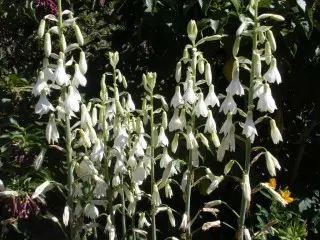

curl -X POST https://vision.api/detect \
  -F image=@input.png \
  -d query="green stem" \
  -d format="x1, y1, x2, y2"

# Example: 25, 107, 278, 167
121, 175, 127, 240
57, 0, 75, 239
150, 88, 157, 240
132, 215, 136, 240
237, 3, 259, 240
184, 48, 197, 240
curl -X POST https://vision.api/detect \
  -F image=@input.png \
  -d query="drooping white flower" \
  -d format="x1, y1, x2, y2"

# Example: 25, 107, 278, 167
112, 175, 120, 187
64, 86, 80, 114
91, 139, 104, 162
133, 165, 147, 185
183, 80, 197, 104
270, 119, 283, 144
133, 137, 145, 157
257, 83, 277, 113
192, 148, 201, 167
157, 126, 169, 147
84, 202, 99, 219
265, 151, 281, 176
219, 112, 233, 135
138, 213, 151, 229
152, 184, 161, 206
73, 183, 83, 197
114, 125, 129, 148
180, 213, 188, 232
186, 126, 198, 150
226, 60, 244, 96
81, 104, 93, 129
204, 110, 217, 134
93, 175, 107, 198
169, 109, 183, 132
79, 51, 88, 74
160, 148, 172, 168
205, 84, 220, 108
253, 80, 264, 99
171, 86, 184, 108
126, 93, 135, 112
33, 71, 49, 96
46, 113, 59, 144
219, 93, 237, 115
195, 93, 208, 117
76, 156, 98, 181
242, 111, 258, 143
180, 109, 187, 129
225, 125, 236, 152
54, 59, 68, 86
264, 57, 281, 84
72, 64, 87, 87
165, 184, 173, 199
79, 128, 92, 148
35, 92, 55, 116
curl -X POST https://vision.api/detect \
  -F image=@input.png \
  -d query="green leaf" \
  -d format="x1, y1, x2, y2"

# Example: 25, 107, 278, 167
230, 0, 241, 13
258, 0, 272, 8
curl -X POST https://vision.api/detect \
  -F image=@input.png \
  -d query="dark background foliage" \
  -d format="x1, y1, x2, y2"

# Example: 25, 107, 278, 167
1, 0, 320, 239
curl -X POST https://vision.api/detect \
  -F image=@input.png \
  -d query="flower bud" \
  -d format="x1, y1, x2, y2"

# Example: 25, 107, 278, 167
162, 111, 168, 129
175, 62, 181, 82
44, 33, 52, 57
147, 72, 156, 89
236, 22, 247, 36
117, 70, 123, 83
142, 73, 147, 89
258, 14, 285, 22
243, 174, 251, 203
79, 129, 91, 148
258, 31, 265, 44
266, 30, 276, 51
253, 52, 261, 77
79, 51, 88, 74
198, 54, 205, 74
61, 33, 67, 53
122, 76, 127, 89
74, 24, 84, 46
205, 63, 212, 85
265, 41, 272, 65
183, 47, 189, 63
233, 36, 240, 57
171, 133, 179, 153
167, 208, 175, 227
204, 200, 222, 208
38, 19, 46, 39
91, 107, 97, 127
187, 20, 198, 44
210, 132, 220, 148
224, 160, 234, 175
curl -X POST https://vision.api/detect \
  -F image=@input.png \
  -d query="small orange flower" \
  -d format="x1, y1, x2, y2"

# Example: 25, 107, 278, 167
268, 178, 277, 189
279, 190, 294, 204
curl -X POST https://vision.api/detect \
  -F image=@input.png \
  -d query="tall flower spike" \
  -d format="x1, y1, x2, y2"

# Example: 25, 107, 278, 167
195, 93, 208, 117
257, 83, 277, 113
226, 59, 244, 96
242, 111, 258, 143
263, 58, 281, 84
171, 86, 184, 108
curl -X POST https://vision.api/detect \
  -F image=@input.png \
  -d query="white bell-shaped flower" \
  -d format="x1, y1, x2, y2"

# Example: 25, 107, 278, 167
265, 151, 281, 176
242, 111, 258, 143
138, 213, 151, 229
217, 138, 228, 162
81, 104, 93, 129
64, 86, 80, 114
183, 80, 197, 104
138, 134, 147, 149
133, 164, 147, 185
126, 93, 135, 112
157, 126, 169, 147
46, 113, 59, 144
152, 184, 162, 206
133, 138, 145, 158
84, 202, 99, 219
186, 126, 198, 150
72, 64, 87, 87
195, 93, 208, 117
225, 125, 236, 152
33, 71, 49, 96
54, 59, 68, 86
226, 60, 244, 96
253, 80, 264, 99
205, 84, 220, 108
114, 125, 128, 148
270, 119, 283, 144
76, 157, 98, 181
204, 110, 217, 134
169, 108, 183, 132
219, 112, 233, 135
192, 148, 201, 167
91, 139, 104, 162
257, 83, 277, 113
93, 175, 107, 198
263, 58, 281, 84
171, 86, 184, 108
160, 148, 172, 168
35, 92, 55, 116
219, 93, 237, 115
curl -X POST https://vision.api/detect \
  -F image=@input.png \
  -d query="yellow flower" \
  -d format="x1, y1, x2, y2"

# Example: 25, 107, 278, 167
279, 190, 294, 204
268, 178, 277, 189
